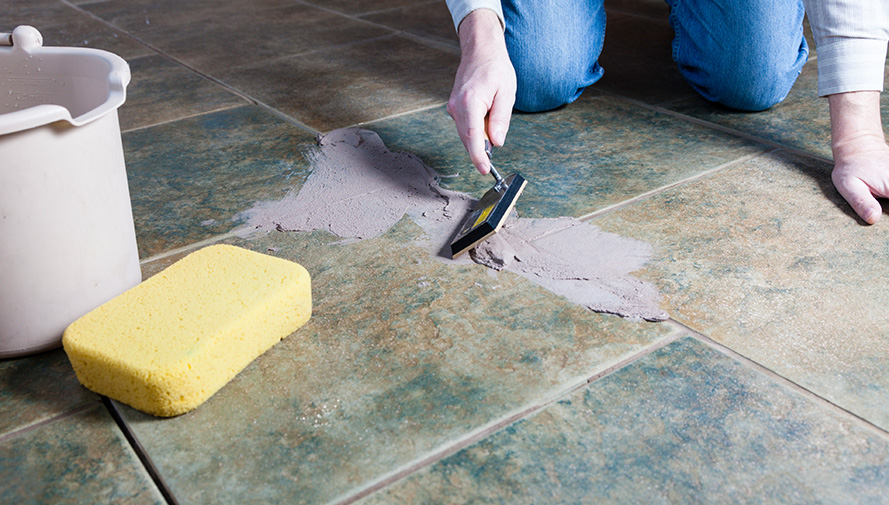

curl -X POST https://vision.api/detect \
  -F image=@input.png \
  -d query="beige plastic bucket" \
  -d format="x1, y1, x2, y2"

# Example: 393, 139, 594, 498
0, 26, 141, 358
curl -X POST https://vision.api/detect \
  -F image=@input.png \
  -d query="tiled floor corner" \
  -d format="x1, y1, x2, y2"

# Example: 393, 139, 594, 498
2, 0, 888, 504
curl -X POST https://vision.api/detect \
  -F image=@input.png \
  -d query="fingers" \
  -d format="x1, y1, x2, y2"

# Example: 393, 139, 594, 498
832, 171, 883, 224
487, 88, 515, 148
448, 90, 491, 174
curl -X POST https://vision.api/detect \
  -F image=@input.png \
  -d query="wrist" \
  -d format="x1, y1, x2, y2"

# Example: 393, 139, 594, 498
457, 9, 505, 53
828, 91, 887, 160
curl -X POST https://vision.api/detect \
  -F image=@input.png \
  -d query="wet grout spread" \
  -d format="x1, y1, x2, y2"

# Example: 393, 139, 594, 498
239, 128, 667, 321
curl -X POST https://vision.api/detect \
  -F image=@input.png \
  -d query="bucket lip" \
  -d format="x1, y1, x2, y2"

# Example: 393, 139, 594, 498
0, 26, 130, 136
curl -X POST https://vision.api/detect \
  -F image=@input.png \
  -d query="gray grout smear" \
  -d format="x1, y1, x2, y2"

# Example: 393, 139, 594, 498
238, 128, 667, 322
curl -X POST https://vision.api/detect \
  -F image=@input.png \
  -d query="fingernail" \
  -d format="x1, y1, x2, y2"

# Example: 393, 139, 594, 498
491, 130, 505, 146
864, 208, 880, 224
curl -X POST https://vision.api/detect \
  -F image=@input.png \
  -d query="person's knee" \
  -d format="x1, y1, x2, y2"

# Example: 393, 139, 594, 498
512, 56, 603, 113
708, 47, 807, 111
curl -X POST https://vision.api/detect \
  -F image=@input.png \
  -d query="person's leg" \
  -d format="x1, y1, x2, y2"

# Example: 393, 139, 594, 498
503, 0, 606, 112
666, 0, 808, 111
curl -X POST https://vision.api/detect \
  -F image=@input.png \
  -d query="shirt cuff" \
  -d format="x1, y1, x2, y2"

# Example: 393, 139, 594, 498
445, 0, 505, 34
816, 38, 888, 96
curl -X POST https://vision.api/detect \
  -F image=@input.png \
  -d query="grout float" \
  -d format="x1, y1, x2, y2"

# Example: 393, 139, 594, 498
238, 128, 667, 321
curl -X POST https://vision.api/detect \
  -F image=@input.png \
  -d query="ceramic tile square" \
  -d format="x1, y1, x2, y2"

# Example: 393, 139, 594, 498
362, 337, 889, 504
217, 36, 459, 131
131, 6, 394, 77
592, 150, 889, 430
81, 0, 297, 34
0, 404, 165, 504
4, 3, 152, 60
0, 350, 97, 437
122, 105, 316, 259
368, 96, 767, 219
359, 2, 460, 49
119, 225, 679, 505
120, 54, 246, 132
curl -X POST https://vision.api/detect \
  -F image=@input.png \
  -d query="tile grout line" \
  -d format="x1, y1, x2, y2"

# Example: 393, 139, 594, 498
577, 148, 778, 222
138, 231, 244, 266
593, 89, 834, 165
120, 103, 248, 134
328, 329, 685, 505
675, 322, 889, 442
103, 397, 181, 505
355, 101, 450, 130
290, 0, 461, 55
58, 0, 319, 137
0, 401, 99, 444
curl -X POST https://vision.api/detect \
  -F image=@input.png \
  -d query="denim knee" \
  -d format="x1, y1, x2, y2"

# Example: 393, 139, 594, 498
669, 0, 809, 111
503, 0, 606, 113
511, 57, 603, 113
691, 37, 809, 111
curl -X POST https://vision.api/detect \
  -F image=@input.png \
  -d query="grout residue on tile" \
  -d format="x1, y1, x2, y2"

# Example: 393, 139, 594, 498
237, 128, 667, 321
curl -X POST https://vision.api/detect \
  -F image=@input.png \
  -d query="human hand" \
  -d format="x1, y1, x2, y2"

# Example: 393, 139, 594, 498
447, 9, 516, 175
828, 92, 889, 224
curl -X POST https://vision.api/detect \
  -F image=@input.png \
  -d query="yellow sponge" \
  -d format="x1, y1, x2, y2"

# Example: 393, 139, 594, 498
62, 244, 312, 417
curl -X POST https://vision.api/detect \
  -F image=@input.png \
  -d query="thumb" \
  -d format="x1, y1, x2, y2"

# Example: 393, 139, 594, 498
833, 172, 883, 224
487, 90, 514, 147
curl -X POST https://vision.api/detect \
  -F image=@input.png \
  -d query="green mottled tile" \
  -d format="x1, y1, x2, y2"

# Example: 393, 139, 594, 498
369, 97, 767, 219
122, 105, 316, 259
0, 350, 97, 437
120, 54, 245, 132
119, 5, 392, 75
0, 404, 165, 505
360, 2, 459, 49
4, 3, 152, 59
593, 150, 889, 429
217, 36, 459, 131
120, 221, 679, 505
363, 337, 889, 504
82, 0, 295, 34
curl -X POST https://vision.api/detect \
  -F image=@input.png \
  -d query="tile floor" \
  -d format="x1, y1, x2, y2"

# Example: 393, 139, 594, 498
2, 1, 888, 504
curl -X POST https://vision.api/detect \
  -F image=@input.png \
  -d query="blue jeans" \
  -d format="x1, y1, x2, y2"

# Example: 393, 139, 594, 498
503, 0, 809, 112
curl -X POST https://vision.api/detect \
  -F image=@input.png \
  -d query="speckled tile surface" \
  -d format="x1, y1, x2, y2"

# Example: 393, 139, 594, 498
122, 105, 315, 259
4, 0, 888, 503
0, 404, 165, 505
361, 337, 889, 505
120, 5, 393, 76
217, 35, 459, 131
0, 350, 97, 437
370, 96, 767, 219
593, 151, 889, 429
121, 226, 680, 505
359, 2, 460, 49
120, 54, 246, 132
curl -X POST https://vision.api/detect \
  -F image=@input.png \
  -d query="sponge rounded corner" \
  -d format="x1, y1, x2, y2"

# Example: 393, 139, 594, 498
62, 244, 312, 417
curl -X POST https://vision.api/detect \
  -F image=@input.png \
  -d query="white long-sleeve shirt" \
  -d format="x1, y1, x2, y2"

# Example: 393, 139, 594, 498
445, 0, 889, 97
445, 0, 503, 32
803, 0, 889, 96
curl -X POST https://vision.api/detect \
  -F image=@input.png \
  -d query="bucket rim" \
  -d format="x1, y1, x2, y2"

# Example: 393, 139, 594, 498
0, 26, 130, 136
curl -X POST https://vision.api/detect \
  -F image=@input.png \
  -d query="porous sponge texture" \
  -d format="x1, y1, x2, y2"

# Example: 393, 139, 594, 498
62, 244, 312, 417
